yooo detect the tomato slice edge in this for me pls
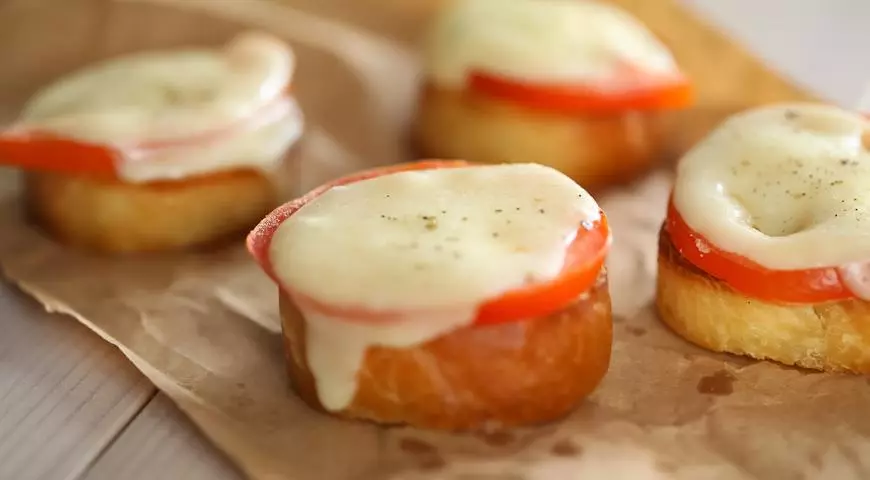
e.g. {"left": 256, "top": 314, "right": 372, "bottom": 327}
{"left": 665, "top": 199, "right": 852, "bottom": 304}
{"left": 0, "top": 93, "right": 297, "bottom": 178}
{"left": 467, "top": 69, "right": 694, "bottom": 115}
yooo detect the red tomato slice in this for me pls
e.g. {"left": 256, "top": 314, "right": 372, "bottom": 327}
{"left": 247, "top": 160, "right": 611, "bottom": 326}
{"left": 468, "top": 69, "right": 693, "bottom": 115}
{"left": 0, "top": 132, "right": 119, "bottom": 177}
{"left": 0, "top": 93, "right": 295, "bottom": 177}
{"left": 0, "top": 120, "right": 247, "bottom": 179}
{"left": 665, "top": 199, "right": 852, "bottom": 304}
{"left": 475, "top": 213, "right": 608, "bottom": 325}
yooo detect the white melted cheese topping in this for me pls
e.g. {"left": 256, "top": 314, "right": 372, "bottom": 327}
{"left": 673, "top": 103, "right": 870, "bottom": 297}
{"left": 17, "top": 31, "right": 302, "bottom": 182}
{"left": 270, "top": 163, "right": 602, "bottom": 410}
{"left": 423, "top": 0, "right": 680, "bottom": 88}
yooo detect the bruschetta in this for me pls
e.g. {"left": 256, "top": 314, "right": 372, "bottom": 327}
{"left": 248, "top": 160, "right": 613, "bottom": 430}
{"left": 657, "top": 103, "right": 870, "bottom": 372}
{"left": 413, "top": 0, "right": 692, "bottom": 190}
{"left": 1, "top": 31, "right": 303, "bottom": 253}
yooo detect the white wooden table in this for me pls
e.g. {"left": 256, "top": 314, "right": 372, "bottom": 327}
{"left": 1, "top": 2, "right": 869, "bottom": 478}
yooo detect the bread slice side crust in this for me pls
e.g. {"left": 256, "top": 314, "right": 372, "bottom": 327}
{"left": 280, "top": 273, "right": 613, "bottom": 431}
{"left": 412, "top": 83, "right": 666, "bottom": 191}
{"left": 25, "top": 169, "right": 278, "bottom": 254}
{"left": 656, "top": 227, "right": 870, "bottom": 373}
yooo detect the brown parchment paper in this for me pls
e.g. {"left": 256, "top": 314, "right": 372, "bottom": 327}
{"left": 1, "top": 0, "right": 868, "bottom": 479}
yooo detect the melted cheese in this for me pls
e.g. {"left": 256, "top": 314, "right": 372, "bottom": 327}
{"left": 270, "top": 163, "right": 602, "bottom": 410}
{"left": 673, "top": 103, "right": 870, "bottom": 276}
{"left": 118, "top": 98, "right": 303, "bottom": 182}
{"left": 423, "top": 0, "right": 680, "bottom": 88}
{"left": 300, "top": 305, "right": 475, "bottom": 411}
{"left": 838, "top": 262, "right": 870, "bottom": 300}
{"left": 17, "top": 31, "right": 302, "bottom": 182}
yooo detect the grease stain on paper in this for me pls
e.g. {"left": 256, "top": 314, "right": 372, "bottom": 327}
{"left": 626, "top": 325, "right": 647, "bottom": 337}
{"left": 400, "top": 437, "right": 438, "bottom": 455}
{"left": 417, "top": 455, "right": 447, "bottom": 472}
{"left": 697, "top": 370, "right": 736, "bottom": 396}
{"left": 478, "top": 429, "right": 515, "bottom": 447}
{"left": 550, "top": 439, "right": 582, "bottom": 457}
{"left": 399, "top": 437, "right": 447, "bottom": 473}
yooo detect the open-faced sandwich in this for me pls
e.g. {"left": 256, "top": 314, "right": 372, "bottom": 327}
{"left": 657, "top": 103, "right": 870, "bottom": 373}
{"left": 0, "top": 31, "right": 303, "bottom": 253}
{"left": 413, "top": 0, "right": 692, "bottom": 191}
{"left": 247, "top": 160, "right": 613, "bottom": 430}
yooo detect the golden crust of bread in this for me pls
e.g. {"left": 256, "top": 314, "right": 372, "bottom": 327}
{"left": 24, "top": 169, "right": 278, "bottom": 254}
{"left": 279, "top": 273, "right": 613, "bottom": 431}
{"left": 656, "top": 228, "right": 870, "bottom": 373}
{"left": 412, "top": 83, "right": 666, "bottom": 191}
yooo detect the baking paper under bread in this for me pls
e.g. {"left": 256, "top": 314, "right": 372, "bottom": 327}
{"left": 2, "top": 1, "right": 866, "bottom": 479}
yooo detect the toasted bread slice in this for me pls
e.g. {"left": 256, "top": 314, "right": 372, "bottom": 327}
{"left": 412, "top": 83, "right": 665, "bottom": 191}
{"left": 280, "top": 272, "right": 613, "bottom": 431}
{"left": 656, "top": 228, "right": 870, "bottom": 372}
{"left": 25, "top": 168, "right": 279, "bottom": 254}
